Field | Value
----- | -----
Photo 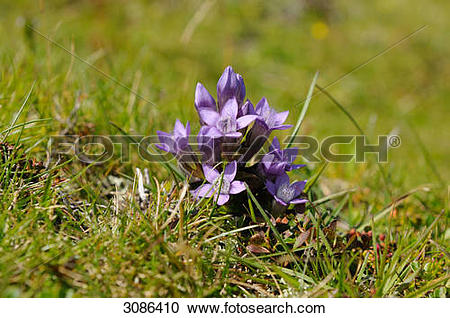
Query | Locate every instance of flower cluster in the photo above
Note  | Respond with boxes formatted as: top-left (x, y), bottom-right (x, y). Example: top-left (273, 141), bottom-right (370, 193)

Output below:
top-left (156, 66), bottom-right (307, 211)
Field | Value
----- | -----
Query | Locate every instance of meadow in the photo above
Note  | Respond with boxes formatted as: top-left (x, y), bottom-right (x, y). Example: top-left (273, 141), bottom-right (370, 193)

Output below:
top-left (0, 0), bottom-right (448, 297)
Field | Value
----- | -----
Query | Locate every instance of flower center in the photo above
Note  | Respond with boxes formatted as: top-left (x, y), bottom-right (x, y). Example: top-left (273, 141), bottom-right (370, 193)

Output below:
top-left (276, 183), bottom-right (296, 203)
top-left (217, 116), bottom-right (236, 133)
top-left (214, 178), bottom-right (231, 194)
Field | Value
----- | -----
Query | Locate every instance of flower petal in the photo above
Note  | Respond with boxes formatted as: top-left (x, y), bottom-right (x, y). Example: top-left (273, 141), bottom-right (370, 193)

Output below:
top-left (287, 164), bottom-right (306, 171)
top-left (261, 153), bottom-right (275, 170)
top-left (290, 198), bottom-right (308, 205)
top-left (283, 148), bottom-right (298, 163)
top-left (220, 98), bottom-right (238, 120)
top-left (157, 130), bottom-right (171, 139)
top-left (197, 126), bottom-right (213, 148)
top-left (273, 110), bottom-right (289, 126)
top-left (216, 194), bottom-right (230, 205)
top-left (269, 136), bottom-right (281, 153)
top-left (208, 127), bottom-right (224, 138)
top-left (240, 100), bottom-right (254, 116)
top-left (272, 124), bottom-right (292, 131)
top-left (224, 161), bottom-right (237, 181)
top-left (156, 131), bottom-right (175, 153)
top-left (229, 180), bottom-right (246, 194)
top-left (255, 97), bottom-right (269, 116)
top-left (185, 121), bottom-right (191, 136)
top-left (192, 184), bottom-right (214, 199)
top-left (271, 162), bottom-right (286, 176)
top-left (176, 136), bottom-right (189, 151)
top-left (155, 143), bottom-right (170, 152)
top-left (199, 109), bottom-right (220, 126)
top-left (236, 115), bottom-right (258, 130)
top-left (236, 74), bottom-right (246, 105)
top-left (173, 119), bottom-right (186, 137)
top-left (195, 82), bottom-right (216, 111)
top-left (202, 164), bottom-right (220, 184)
top-left (274, 195), bottom-right (288, 206)
top-left (265, 180), bottom-right (276, 196)
top-left (217, 66), bottom-right (245, 109)
top-left (217, 66), bottom-right (233, 105)
top-left (225, 131), bottom-right (242, 138)
top-left (275, 173), bottom-right (290, 188)
top-left (198, 126), bottom-right (223, 142)
top-left (292, 180), bottom-right (307, 197)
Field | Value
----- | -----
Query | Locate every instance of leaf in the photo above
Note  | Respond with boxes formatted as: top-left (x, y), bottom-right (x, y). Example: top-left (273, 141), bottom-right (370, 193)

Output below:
top-left (247, 244), bottom-right (270, 254)
top-left (249, 231), bottom-right (266, 245)
top-left (323, 220), bottom-right (337, 241)
top-left (293, 228), bottom-right (311, 249)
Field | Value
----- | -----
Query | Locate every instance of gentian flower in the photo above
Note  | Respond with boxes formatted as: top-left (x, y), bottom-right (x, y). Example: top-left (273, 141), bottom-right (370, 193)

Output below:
top-left (217, 66), bottom-right (246, 110)
top-left (194, 66), bottom-right (247, 124)
top-left (156, 66), bottom-right (312, 215)
top-left (156, 120), bottom-right (203, 178)
top-left (259, 137), bottom-right (305, 179)
top-left (266, 173), bottom-right (307, 206)
top-left (156, 119), bottom-right (191, 155)
top-left (191, 161), bottom-right (246, 205)
top-left (241, 97), bottom-right (292, 161)
top-left (252, 97), bottom-right (292, 133)
top-left (198, 98), bottom-right (257, 139)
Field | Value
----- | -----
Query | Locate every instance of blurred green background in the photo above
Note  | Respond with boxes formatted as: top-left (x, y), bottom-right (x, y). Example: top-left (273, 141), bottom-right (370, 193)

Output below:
top-left (1, 0), bottom-right (448, 195)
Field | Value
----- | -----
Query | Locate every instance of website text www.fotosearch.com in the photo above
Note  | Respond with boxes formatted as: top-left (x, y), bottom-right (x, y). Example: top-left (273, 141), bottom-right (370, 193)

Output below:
top-left (123, 301), bottom-right (326, 315)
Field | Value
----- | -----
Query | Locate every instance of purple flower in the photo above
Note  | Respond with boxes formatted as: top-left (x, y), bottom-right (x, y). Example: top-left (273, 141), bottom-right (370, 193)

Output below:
top-left (194, 66), bottom-right (247, 124)
top-left (195, 83), bottom-right (217, 125)
top-left (238, 100), bottom-right (254, 117)
top-left (217, 66), bottom-right (246, 110)
top-left (157, 120), bottom-right (204, 178)
top-left (253, 97), bottom-right (292, 132)
top-left (191, 161), bottom-right (246, 205)
top-left (198, 98), bottom-right (257, 138)
top-left (260, 137), bottom-right (305, 179)
top-left (241, 98), bottom-right (292, 161)
top-left (156, 119), bottom-right (191, 155)
top-left (266, 173), bottom-right (307, 206)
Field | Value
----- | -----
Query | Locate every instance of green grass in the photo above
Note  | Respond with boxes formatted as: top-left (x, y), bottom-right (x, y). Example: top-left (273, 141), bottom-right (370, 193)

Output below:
top-left (0, 0), bottom-right (448, 297)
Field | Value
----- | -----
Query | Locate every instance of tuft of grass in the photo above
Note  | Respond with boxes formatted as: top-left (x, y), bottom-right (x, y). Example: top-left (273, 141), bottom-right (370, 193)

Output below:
top-left (0, 1), bottom-right (448, 298)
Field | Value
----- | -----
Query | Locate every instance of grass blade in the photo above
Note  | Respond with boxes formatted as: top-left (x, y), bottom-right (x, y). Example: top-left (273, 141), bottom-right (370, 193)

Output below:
top-left (245, 184), bottom-right (301, 270)
top-left (304, 161), bottom-right (328, 193)
top-left (286, 71), bottom-right (319, 148)
top-left (406, 120), bottom-right (445, 187)
top-left (1, 82), bottom-right (35, 142)
top-left (315, 84), bottom-right (390, 196)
